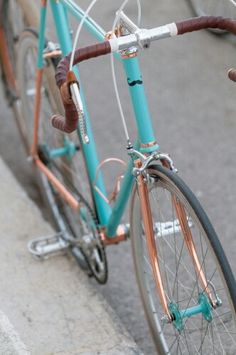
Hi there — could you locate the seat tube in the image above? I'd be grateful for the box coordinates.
[122,55,159,153]
[37,1,47,69]
[32,1,48,155]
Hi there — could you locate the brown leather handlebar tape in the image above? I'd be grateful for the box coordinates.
[176,16,236,35]
[66,70,79,88]
[228,68,236,82]
[56,41,111,88]
[52,41,111,133]
[51,81,79,133]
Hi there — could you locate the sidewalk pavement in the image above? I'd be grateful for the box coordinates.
[0,156,142,355]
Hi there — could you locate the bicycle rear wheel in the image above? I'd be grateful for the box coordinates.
[17,29,108,284]
[0,0,39,95]
[130,165,236,354]
[0,0,38,138]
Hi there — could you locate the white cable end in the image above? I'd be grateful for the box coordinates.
[109,38,119,52]
[168,23,178,36]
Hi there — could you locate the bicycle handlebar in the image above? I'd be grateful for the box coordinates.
[176,16,236,35]
[52,16,236,134]
[52,42,111,134]
[228,68,236,82]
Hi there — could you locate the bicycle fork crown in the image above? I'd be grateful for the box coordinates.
[129,149,178,176]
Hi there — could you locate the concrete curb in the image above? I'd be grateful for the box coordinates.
[0,157,142,354]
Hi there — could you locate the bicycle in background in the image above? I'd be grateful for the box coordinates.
[0,1,236,353]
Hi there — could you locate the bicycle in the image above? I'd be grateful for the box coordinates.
[1,0,236,353]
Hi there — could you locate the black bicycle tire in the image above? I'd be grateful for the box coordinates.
[130,164,236,354]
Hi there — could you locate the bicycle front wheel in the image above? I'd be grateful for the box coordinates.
[130,165,236,354]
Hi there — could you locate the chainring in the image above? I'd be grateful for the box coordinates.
[76,204,108,284]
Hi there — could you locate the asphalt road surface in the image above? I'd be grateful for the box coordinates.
[1,0,236,353]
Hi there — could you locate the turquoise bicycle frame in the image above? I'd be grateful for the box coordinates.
[38,0,160,238]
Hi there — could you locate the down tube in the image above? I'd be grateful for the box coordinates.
[50,0,111,225]
[106,157,135,237]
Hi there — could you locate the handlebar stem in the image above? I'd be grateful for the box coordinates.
[109,23,178,51]
[117,11,139,34]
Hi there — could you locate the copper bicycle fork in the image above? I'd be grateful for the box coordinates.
[135,163,216,322]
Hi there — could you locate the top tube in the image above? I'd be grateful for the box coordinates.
[59,0,106,41]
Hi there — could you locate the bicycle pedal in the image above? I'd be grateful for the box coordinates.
[28,232,69,259]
